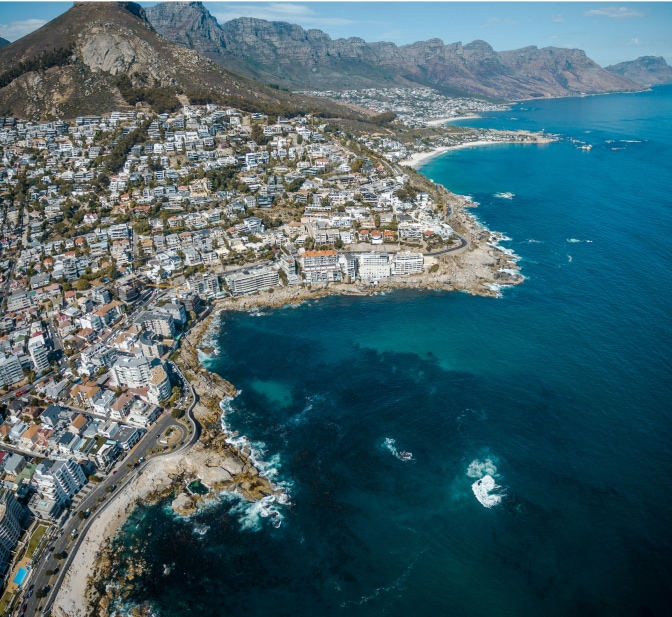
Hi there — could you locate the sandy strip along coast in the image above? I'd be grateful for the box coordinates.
[405,132,555,169]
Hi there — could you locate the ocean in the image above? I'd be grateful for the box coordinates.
[107,86,672,617]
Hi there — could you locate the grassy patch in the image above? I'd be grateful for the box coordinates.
[0,589,17,614]
[26,523,49,560]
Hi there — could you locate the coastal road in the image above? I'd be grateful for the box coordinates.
[25,409,191,617]
[31,359,201,616]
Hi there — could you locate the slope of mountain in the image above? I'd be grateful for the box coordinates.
[0,38,10,49]
[0,2,368,120]
[605,56,672,86]
[146,1,642,100]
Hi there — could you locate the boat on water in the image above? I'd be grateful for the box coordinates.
[580,144,593,150]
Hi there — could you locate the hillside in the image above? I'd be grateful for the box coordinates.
[146,1,643,100]
[0,37,10,48]
[0,2,370,121]
[605,56,672,86]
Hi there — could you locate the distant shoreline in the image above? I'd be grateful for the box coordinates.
[404,139,523,169]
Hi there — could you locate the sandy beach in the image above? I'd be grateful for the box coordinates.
[52,452,183,617]
[424,113,482,126]
[404,133,555,169]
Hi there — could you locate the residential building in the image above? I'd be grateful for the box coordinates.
[187,273,220,299]
[300,249,341,283]
[158,302,187,325]
[393,251,424,276]
[110,355,152,389]
[0,353,24,387]
[148,364,171,405]
[358,252,391,281]
[133,310,175,338]
[225,266,280,297]
[0,489,27,572]
[28,339,50,373]
[32,458,87,506]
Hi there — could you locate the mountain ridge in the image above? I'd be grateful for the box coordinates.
[146,1,643,100]
[605,56,672,86]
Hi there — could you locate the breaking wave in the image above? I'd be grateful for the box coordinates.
[383,437,414,462]
[467,457,505,508]
[219,394,292,530]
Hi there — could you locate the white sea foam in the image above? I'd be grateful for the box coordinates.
[568,255,573,262]
[193,523,210,536]
[228,493,285,531]
[219,394,292,530]
[494,192,515,199]
[467,457,498,479]
[483,283,503,297]
[467,457,505,508]
[525,239,542,244]
[487,242,516,257]
[472,475,503,508]
[566,238,581,243]
[383,437,414,462]
[498,268,521,277]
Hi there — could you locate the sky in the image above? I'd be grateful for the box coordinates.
[1,1,671,67]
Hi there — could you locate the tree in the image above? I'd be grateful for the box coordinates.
[75,278,90,291]
[36,588,48,599]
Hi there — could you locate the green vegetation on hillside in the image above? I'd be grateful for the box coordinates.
[115,74,180,114]
[0,43,75,89]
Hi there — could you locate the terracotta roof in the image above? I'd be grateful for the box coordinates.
[303,249,338,258]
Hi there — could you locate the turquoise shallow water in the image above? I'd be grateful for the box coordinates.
[108,87,672,617]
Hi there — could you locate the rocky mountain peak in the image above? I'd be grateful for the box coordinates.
[606,56,672,86]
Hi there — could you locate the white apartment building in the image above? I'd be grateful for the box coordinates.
[358,252,391,281]
[32,459,87,506]
[393,251,424,276]
[0,353,24,387]
[110,355,152,389]
[148,365,171,405]
[225,266,280,296]
[300,250,342,283]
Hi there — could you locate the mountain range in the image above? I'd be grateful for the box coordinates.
[1,1,670,121]
[145,1,650,99]
[0,38,11,49]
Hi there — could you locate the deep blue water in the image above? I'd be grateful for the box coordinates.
[110,87,672,617]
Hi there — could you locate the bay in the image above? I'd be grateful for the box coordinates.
[108,86,672,617]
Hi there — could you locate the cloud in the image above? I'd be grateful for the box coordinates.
[0,19,47,41]
[628,38,642,46]
[582,7,644,19]
[553,14,565,23]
